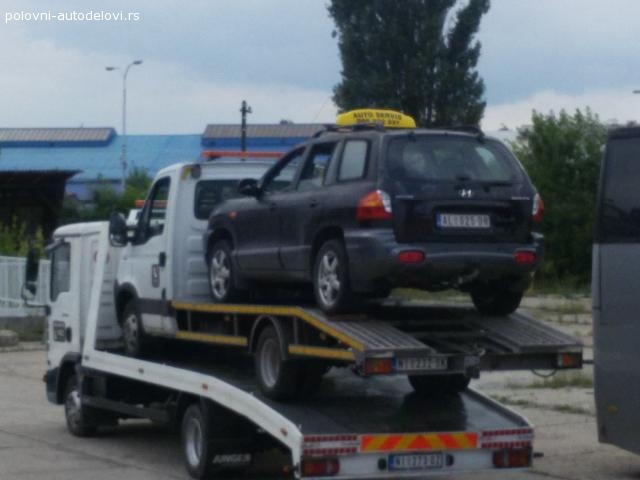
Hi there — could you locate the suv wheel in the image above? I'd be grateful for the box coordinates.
[470,283,523,315]
[208,240,244,303]
[313,240,353,314]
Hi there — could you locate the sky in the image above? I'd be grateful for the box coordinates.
[1,0,639,134]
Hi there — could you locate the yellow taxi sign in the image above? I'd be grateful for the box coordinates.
[336,109,416,129]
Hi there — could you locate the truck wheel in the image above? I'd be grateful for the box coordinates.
[122,301,148,357]
[408,374,471,396]
[182,404,215,479]
[64,375,97,437]
[470,284,523,315]
[255,326,300,401]
[208,240,244,303]
[313,239,354,315]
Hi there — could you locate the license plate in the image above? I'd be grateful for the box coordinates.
[437,213,490,229]
[389,453,444,471]
[395,356,447,372]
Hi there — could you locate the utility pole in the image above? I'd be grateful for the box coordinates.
[106,60,143,190]
[240,100,252,152]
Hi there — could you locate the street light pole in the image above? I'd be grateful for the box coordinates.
[106,60,143,190]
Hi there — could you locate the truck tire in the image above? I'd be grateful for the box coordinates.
[181,403,215,479]
[208,240,245,303]
[64,375,97,437]
[408,374,471,396]
[470,284,523,316]
[313,239,355,315]
[122,300,148,357]
[255,326,301,401]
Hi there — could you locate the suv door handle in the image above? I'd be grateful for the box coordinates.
[309,199,318,208]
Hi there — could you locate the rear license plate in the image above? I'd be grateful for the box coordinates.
[389,453,444,471]
[437,213,490,229]
[395,356,447,372]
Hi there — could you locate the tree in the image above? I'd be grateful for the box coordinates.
[512,109,606,285]
[61,167,153,224]
[328,0,490,127]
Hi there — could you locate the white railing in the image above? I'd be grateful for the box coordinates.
[0,255,50,313]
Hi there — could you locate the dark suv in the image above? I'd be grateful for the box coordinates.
[205,123,543,315]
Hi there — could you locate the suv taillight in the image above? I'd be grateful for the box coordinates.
[357,190,392,221]
[532,193,544,222]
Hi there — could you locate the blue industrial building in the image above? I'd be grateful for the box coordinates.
[0,123,324,200]
[0,123,323,237]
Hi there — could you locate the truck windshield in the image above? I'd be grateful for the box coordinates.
[386,135,521,185]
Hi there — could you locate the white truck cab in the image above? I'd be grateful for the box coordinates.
[111,159,277,354]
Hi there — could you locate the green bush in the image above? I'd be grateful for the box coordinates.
[513,109,606,286]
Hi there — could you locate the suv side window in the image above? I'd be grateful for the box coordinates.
[262,149,304,194]
[50,242,70,302]
[338,140,369,181]
[298,142,338,191]
[136,177,170,243]
[598,137,640,242]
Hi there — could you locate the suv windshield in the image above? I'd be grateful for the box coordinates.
[386,135,522,184]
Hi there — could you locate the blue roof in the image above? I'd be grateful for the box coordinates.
[0,134,202,181]
[0,133,303,182]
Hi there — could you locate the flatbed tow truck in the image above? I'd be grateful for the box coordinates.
[31,220,583,479]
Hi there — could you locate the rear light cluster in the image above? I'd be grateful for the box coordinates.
[514,250,536,265]
[357,190,392,221]
[363,357,393,375]
[492,448,532,468]
[557,352,582,368]
[532,193,544,223]
[301,458,340,477]
[397,250,425,264]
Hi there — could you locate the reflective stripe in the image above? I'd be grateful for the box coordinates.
[288,345,355,361]
[360,432,478,452]
[171,301,365,351]
[175,331,248,347]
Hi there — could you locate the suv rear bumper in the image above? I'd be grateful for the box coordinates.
[344,230,543,292]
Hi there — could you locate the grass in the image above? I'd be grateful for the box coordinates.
[508,372,594,390]
[17,325,45,342]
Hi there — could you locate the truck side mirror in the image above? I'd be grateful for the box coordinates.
[237,178,260,197]
[109,212,128,247]
[21,248,39,300]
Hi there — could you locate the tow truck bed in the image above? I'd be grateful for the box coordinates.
[82,346,533,478]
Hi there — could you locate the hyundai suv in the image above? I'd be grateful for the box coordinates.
[204,110,543,315]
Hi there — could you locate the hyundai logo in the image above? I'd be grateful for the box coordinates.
[458,188,474,198]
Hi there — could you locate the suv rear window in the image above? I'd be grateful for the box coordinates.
[386,135,521,184]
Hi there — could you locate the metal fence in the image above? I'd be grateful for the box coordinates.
[0,255,50,313]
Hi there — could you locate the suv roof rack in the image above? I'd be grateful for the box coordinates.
[312,123,387,138]
[444,125,485,141]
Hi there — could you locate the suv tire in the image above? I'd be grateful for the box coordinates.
[208,240,244,303]
[313,239,354,315]
[470,283,523,315]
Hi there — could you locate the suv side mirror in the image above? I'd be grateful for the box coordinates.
[238,178,260,197]
[21,248,39,300]
[109,212,128,247]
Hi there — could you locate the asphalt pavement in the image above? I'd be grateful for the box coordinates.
[0,347,639,480]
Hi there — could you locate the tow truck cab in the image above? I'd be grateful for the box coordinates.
[112,156,278,340]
